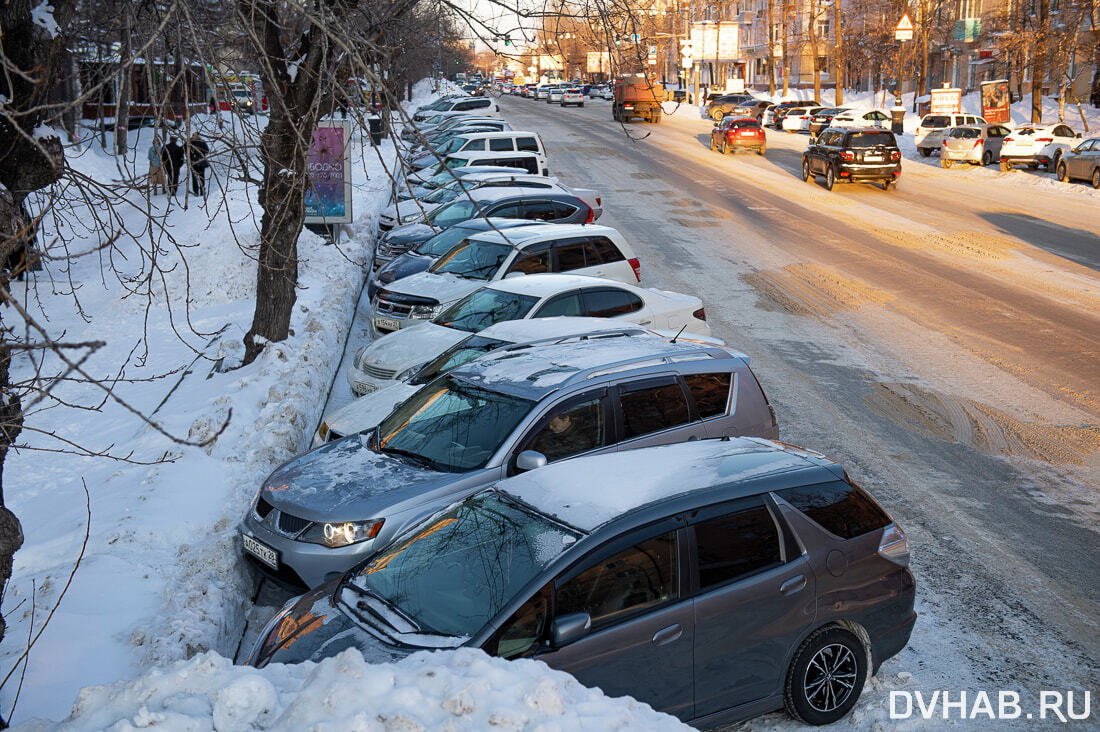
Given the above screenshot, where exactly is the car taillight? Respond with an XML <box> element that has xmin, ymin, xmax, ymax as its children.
<box><xmin>841</xmin><ymin>150</ymin><xmax>854</xmax><ymax>161</ymax></box>
<box><xmin>583</xmin><ymin>204</ymin><xmax>594</xmax><ymax>224</ymax></box>
<box><xmin>595</xmin><ymin>196</ymin><xmax>601</xmax><ymax>208</ymax></box>
<box><xmin>692</xmin><ymin>307</ymin><xmax>706</xmax><ymax>321</ymax></box>
<box><xmin>878</xmin><ymin>524</ymin><xmax>910</xmax><ymax>566</ymax></box>
<box><xmin>628</xmin><ymin>257</ymin><xmax>642</xmax><ymax>282</ymax></box>
<box><xmin>1035</xmin><ymin>137</ymin><xmax>1053</xmax><ymax>143</ymax></box>
<box><xmin>973</xmin><ymin>139</ymin><xmax>983</xmax><ymax>148</ymax></box>
<box><xmin>1004</xmin><ymin>137</ymin><xmax>1014</xmax><ymax>143</ymax></box>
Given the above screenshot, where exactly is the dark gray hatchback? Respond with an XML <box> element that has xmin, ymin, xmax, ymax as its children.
<box><xmin>248</xmin><ymin>438</ymin><xmax>915</xmax><ymax>727</ymax></box>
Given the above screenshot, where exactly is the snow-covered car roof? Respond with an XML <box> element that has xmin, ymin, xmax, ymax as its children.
<box><xmin>485</xmin><ymin>273</ymin><xmax>632</xmax><ymax>298</ymax></box>
<box><xmin>467</xmin><ymin>222</ymin><xmax>616</xmax><ymax>246</ymax></box>
<box><xmin>496</xmin><ymin>438</ymin><xmax>835</xmax><ymax>532</ymax></box>
<box><xmin>475</xmin><ymin>316</ymin><xmax>648</xmax><ymax>342</ymax></box>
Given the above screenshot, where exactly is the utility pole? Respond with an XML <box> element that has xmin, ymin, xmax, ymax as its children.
<box><xmin>1030</xmin><ymin>0</ymin><xmax>1048</xmax><ymax>122</ymax></box>
<box><xmin>767</xmin><ymin>0</ymin><xmax>776</xmax><ymax>95</ymax></box>
<box><xmin>833</xmin><ymin>0</ymin><xmax>842</xmax><ymax>104</ymax></box>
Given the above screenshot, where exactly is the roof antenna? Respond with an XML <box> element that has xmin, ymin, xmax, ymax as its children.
<box><xmin>669</xmin><ymin>324</ymin><xmax>687</xmax><ymax>344</ymax></box>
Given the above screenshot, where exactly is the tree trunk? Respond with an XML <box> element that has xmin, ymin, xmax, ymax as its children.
<box><xmin>833</xmin><ymin>0</ymin><xmax>842</xmax><ymax>104</ymax></box>
<box><xmin>781</xmin><ymin>1</ymin><xmax>790</xmax><ymax>95</ymax></box>
<box><xmin>809</xmin><ymin>0</ymin><xmax>820</xmax><ymax>101</ymax></box>
<box><xmin>767</xmin><ymin>0</ymin><xmax>776</xmax><ymax>96</ymax></box>
<box><xmin>1031</xmin><ymin>0</ymin><xmax>1048</xmax><ymax>123</ymax></box>
<box><xmin>116</xmin><ymin>3</ymin><xmax>132</xmax><ymax>156</ymax></box>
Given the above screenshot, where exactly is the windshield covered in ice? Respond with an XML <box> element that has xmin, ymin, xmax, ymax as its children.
<box><xmin>430</xmin><ymin>240</ymin><xmax>513</xmax><ymax>280</ymax></box>
<box><xmin>344</xmin><ymin>492</ymin><xmax>578</xmax><ymax>638</ymax></box>
<box><xmin>375</xmin><ymin>376</ymin><xmax>533</xmax><ymax>471</ymax></box>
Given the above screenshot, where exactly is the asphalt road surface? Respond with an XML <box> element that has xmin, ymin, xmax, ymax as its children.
<box><xmin>499</xmin><ymin>95</ymin><xmax>1100</xmax><ymax>704</ymax></box>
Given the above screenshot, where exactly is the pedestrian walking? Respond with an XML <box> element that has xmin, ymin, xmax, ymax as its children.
<box><xmin>147</xmin><ymin>135</ymin><xmax>165</xmax><ymax>195</ymax></box>
<box><xmin>160</xmin><ymin>135</ymin><xmax>185</xmax><ymax>197</ymax></box>
<box><xmin>187</xmin><ymin>132</ymin><xmax>210</xmax><ymax>198</ymax></box>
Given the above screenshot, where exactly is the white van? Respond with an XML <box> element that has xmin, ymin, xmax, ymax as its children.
<box><xmin>915</xmin><ymin>113</ymin><xmax>986</xmax><ymax>156</ymax></box>
<box><xmin>448</xmin><ymin>131</ymin><xmax>547</xmax><ymax>159</ymax></box>
<box><xmin>435</xmin><ymin>149</ymin><xmax>548</xmax><ymax>177</ymax></box>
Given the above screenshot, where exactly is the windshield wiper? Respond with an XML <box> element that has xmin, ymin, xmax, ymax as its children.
<box><xmin>339</xmin><ymin>582</ymin><xmax>425</xmax><ymax>635</ymax></box>
<box><xmin>379</xmin><ymin>445</ymin><xmax>443</xmax><ymax>471</ymax></box>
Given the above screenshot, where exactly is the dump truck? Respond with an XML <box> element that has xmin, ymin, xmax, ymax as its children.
<box><xmin>612</xmin><ymin>75</ymin><xmax>666</xmax><ymax>123</ymax></box>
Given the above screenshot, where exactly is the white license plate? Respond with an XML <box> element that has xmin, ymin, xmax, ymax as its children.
<box><xmin>865</xmin><ymin>155</ymin><xmax>884</xmax><ymax>162</ymax></box>
<box><xmin>375</xmin><ymin>316</ymin><xmax>401</xmax><ymax>331</ymax></box>
<box><xmin>354</xmin><ymin>381</ymin><xmax>379</xmax><ymax>396</ymax></box>
<box><xmin>243</xmin><ymin>534</ymin><xmax>278</xmax><ymax>570</ymax></box>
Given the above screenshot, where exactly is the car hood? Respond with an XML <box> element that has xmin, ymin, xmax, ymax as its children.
<box><xmin>394</xmin><ymin>199</ymin><xmax>440</xmax><ymax>224</ymax></box>
<box><xmin>383</xmin><ymin>272</ymin><xmax>480</xmax><ymax>306</ymax></box>
<box><xmin>379</xmin><ymin>252</ymin><xmax>435</xmax><ymax>282</ymax></box>
<box><xmin>324</xmin><ymin>383</ymin><xmax>420</xmax><ymax>438</ymax></box>
<box><xmin>383</xmin><ymin>222</ymin><xmax>437</xmax><ymax>246</ymax></box>
<box><xmin>260</xmin><ymin>433</ymin><xmax>453</xmax><ymax>519</ymax></box>
<box><xmin>359</xmin><ymin>321</ymin><xmax>466</xmax><ymax>373</ymax></box>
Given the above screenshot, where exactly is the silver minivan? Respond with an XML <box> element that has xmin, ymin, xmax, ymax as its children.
<box><xmin>239</xmin><ymin>334</ymin><xmax>779</xmax><ymax>588</ymax></box>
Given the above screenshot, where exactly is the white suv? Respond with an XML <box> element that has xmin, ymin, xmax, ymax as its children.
<box><xmin>915</xmin><ymin>113</ymin><xmax>986</xmax><ymax>156</ymax></box>
<box><xmin>998</xmin><ymin>123</ymin><xmax>1081</xmax><ymax>172</ymax></box>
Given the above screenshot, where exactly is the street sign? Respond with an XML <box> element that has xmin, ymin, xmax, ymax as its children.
<box><xmin>629</xmin><ymin>33</ymin><xmax>641</xmax><ymax>42</ymax></box>
<box><xmin>895</xmin><ymin>13</ymin><xmax>914</xmax><ymax>40</ymax></box>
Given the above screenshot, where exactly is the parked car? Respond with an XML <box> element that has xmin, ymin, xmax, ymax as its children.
<box><xmin>710</xmin><ymin>117</ymin><xmax>767</xmax><ymax>155</ymax></box>
<box><xmin>247</xmin><ymin>437</ymin><xmax>914</xmax><ymax>730</ymax></box>
<box><xmin>803</xmin><ymin>127</ymin><xmax>901</xmax><ymax>191</ymax></box>
<box><xmin>914</xmin><ymin>113</ymin><xmax>986</xmax><ymax>157</ymax></box>
<box><xmin>399</xmin><ymin>165</ymin><xmax>527</xmax><ymax>200</ymax></box>
<box><xmin>561</xmin><ymin>88</ymin><xmax>585</xmax><ymax>107</ymax></box>
<box><xmin>240</xmin><ymin>333</ymin><xmax>772</xmax><ymax>590</ymax></box>
<box><xmin>998</xmin><ymin>123</ymin><xmax>1081</xmax><ymax>172</ymax></box>
<box><xmin>330</xmin><ymin>319</ymin><xmax>657</xmax><ymax>440</ymax></box>
<box><xmin>770</xmin><ymin>100</ymin><xmax>819</xmax><ymax>130</ymax></box>
<box><xmin>706</xmin><ymin>94</ymin><xmax>753</xmax><ymax>121</ymax></box>
<box><xmin>808</xmin><ymin>108</ymin><xmax>851</xmax><ymax>139</ymax></box>
<box><xmin>547</xmin><ymin>87</ymin><xmax>566</xmax><ymax>104</ymax></box>
<box><xmin>412</xmin><ymin>150</ymin><xmax>547</xmax><ymax>186</ymax></box>
<box><xmin>726</xmin><ymin>99</ymin><xmax>771</xmax><ymax>121</ymax></box>
<box><xmin>370</xmin><ymin>223</ymin><xmax>641</xmax><ymax>334</ymax></box>
<box><xmin>1054</xmin><ymin>137</ymin><xmax>1100</xmax><ymax>188</ymax></box>
<box><xmin>412</xmin><ymin>96</ymin><xmax>497</xmax><ymax>122</ymax></box>
<box><xmin>939</xmin><ymin>124</ymin><xmax>1012</xmax><ymax>167</ymax></box>
<box><xmin>782</xmin><ymin>106</ymin><xmax>828</xmax><ymax>133</ymax></box>
<box><xmin>408</xmin><ymin>131</ymin><xmax>548</xmax><ymax>171</ymax></box>
<box><xmin>829</xmin><ymin>109</ymin><xmax>891</xmax><ymax>129</ymax></box>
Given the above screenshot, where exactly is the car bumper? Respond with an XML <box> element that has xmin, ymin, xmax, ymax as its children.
<box><xmin>942</xmin><ymin>149</ymin><xmax>981</xmax><ymax>162</ymax></box>
<box><xmin>1000</xmin><ymin>154</ymin><xmax>1047</xmax><ymax>165</ymax></box>
<box><xmin>239</xmin><ymin>513</ymin><xmax>382</xmax><ymax>590</ymax></box>
<box><xmin>839</xmin><ymin>164</ymin><xmax>901</xmax><ymax>182</ymax></box>
<box><xmin>346</xmin><ymin>363</ymin><xmax>398</xmax><ymax>397</ymax></box>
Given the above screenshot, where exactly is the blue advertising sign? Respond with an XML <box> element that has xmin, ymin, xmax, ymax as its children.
<box><xmin>304</xmin><ymin>120</ymin><xmax>353</xmax><ymax>225</ymax></box>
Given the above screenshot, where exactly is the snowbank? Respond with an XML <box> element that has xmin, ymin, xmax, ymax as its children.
<box><xmin>18</xmin><ymin>648</ymin><xmax>686</xmax><ymax>731</ymax></box>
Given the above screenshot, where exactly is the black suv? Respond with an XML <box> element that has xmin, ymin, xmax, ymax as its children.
<box><xmin>802</xmin><ymin>127</ymin><xmax>901</xmax><ymax>191</ymax></box>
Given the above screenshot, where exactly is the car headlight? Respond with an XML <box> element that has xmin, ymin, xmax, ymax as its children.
<box><xmin>317</xmin><ymin>421</ymin><xmax>330</xmax><ymax>442</ymax></box>
<box><xmin>353</xmin><ymin>346</ymin><xmax>367</xmax><ymax>369</ymax></box>
<box><xmin>409</xmin><ymin>304</ymin><xmax>440</xmax><ymax>319</ymax></box>
<box><xmin>395</xmin><ymin>362</ymin><xmax>425</xmax><ymax>382</ymax></box>
<box><xmin>299</xmin><ymin>519</ymin><xmax>385</xmax><ymax>548</ymax></box>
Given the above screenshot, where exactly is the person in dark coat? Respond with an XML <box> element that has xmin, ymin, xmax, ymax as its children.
<box><xmin>160</xmin><ymin>135</ymin><xmax>185</xmax><ymax>196</ymax></box>
<box><xmin>187</xmin><ymin>132</ymin><xmax>210</xmax><ymax>197</ymax></box>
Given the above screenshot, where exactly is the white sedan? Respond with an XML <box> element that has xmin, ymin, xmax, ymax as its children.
<box><xmin>348</xmin><ymin>273</ymin><xmax>711</xmax><ymax>397</ymax></box>
<box><xmin>830</xmin><ymin>109</ymin><xmax>891</xmax><ymax>129</ymax></box>
<box><xmin>562</xmin><ymin>88</ymin><xmax>585</xmax><ymax>107</ymax></box>
<box><xmin>999</xmin><ymin>123</ymin><xmax>1082</xmax><ymax>171</ymax></box>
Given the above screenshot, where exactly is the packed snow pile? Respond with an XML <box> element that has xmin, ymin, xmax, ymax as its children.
<box><xmin>17</xmin><ymin>648</ymin><xmax>687</xmax><ymax>731</ymax></box>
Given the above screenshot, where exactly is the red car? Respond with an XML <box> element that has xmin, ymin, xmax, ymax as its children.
<box><xmin>710</xmin><ymin>116</ymin><xmax>766</xmax><ymax>155</ymax></box>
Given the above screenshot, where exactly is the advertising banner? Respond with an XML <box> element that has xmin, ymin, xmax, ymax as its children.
<box><xmin>930</xmin><ymin>86</ymin><xmax>962</xmax><ymax>115</ymax></box>
<box><xmin>304</xmin><ymin>120</ymin><xmax>353</xmax><ymax>225</ymax></box>
<box><xmin>690</xmin><ymin>21</ymin><xmax>742</xmax><ymax>61</ymax></box>
<box><xmin>980</xmin><ymin>79</ymin><xmax>1010</xmax><ymax>123</ymax></box>
<box><xmin>586</xmin><ymin>51</ymin><xmax>611</xmax><ymax>73</ymax></box>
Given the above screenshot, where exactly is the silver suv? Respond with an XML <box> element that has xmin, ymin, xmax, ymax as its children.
<box><xmin>248</xmin><ymin>437</ymin><xmax>915</xmax><ymax>728</ymax></box>
<box><xmin>239</xmin><ymin>332</ymin><xmax>779</xmax><ymax>588</ymax></box>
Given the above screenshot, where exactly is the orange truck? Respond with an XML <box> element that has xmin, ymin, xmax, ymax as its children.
<box><xmin>612</xmin><ymin>75</ymin><xmax>667</xmax><ymax>123</ymax></box>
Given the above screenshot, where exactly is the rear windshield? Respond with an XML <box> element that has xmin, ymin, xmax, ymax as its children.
<box><xmin>949</xmin><ymin>127</ymin><xmax>981</xmax><ymax>139</ymax></box>
<box><xmin>776</xmin><ymin>480</ymin><xmax>891</xmax><ymax>539</ymax></box>
<box><xmin>848</xmin><ymin>131</ymin><xmax>895</xmax><ymax>148</ymax></box>
<box><xmin>729</xmin><ymin>119</ymin><xmax>760</xmax><ymax>129</ymax></box>
<box><xmin>1014</xmin><ymin>127</ymin><xmax>1037</xmax><ymax>136</ymax></box>
<box><xmin>922</xmin><ymin>115</ymin><xmax>950</xmax><ymax>128</ymax></box>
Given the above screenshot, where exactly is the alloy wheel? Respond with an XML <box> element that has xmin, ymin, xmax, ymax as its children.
<box><xmin>803</xmin><ymin>643</ymin><xmax>858</xmax><ymax>713</ymax></box>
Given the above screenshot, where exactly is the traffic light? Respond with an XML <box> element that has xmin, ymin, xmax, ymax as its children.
<box><xmin>614</xmin><ymin>38</ymin><xmax>621</xmax><ymax>45</ymax></box>
<box><xmin>504</xmin><ymin>34</ymin><xmax>511</xmax><ymax>46</ymax></box>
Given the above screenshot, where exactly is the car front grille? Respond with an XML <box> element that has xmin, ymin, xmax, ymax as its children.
<box><xmin>255</xmin><ymin>497</ymin><xmax>274</xmax><ymax>519</ymax></box>
<box><xmin>379</xmin><ymin>221</ymin><xmax>394</xmax><ymax>232</ymax></box>
<box><xmin>374</xmin><ymin>297</ymin><xmax>412</xmax><ymax>317</ymax></box>
<box><xmin>278</xmin><ymin>511</ymin><xmax>310</xmax><ymax>535</ymax></box>
<box><xmin>363</xmin><ymin>364</ymin><xmax>398</xmax><ymax>379</ymax></box>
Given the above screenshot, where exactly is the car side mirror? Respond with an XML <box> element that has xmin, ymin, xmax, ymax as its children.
<box><xmin>550</xmin><ymin>612</ymin><xmax>591</xmax><ymax>647</ymax></box>
<box><xmin>504</xmin><ymin>271</ymin><xmax>526</xmax><ymax>279</ymax></box>
<box><xmin>515</xmin><ymin>450</ymin><xmax>547</xmax><ymax>472</ymax></box>
<box><xmin>1076</xmin><ymin>133</ymin><xmax>1082</xmax><ymax>138</ymax></box>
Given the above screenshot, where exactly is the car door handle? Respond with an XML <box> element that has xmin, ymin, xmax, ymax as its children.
<box><xmin>638</xmin><ymin>319</ymin><xmax>652</xmax><ymax>325</ymax></box>
<box><xmin>780</xmin><ymin>575</ymin><xmax>807</xmax><ymax>596</ymax></box>
<box><xmin>651</xmin><ymin>624</ymin><xmax>682</xmax><ymax>647</ymax></box>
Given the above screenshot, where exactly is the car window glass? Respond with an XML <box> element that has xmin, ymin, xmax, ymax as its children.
<box><xmin>554</xmin><ymin>239</ymin><xmax>600</xmax><ymax>271</ymax></box>
<box><xmin>463</xmin><ymin>139</ymin><xmax>486</xmax><ymax>151</ymax></box>
<box><xmin>489</xmin><ymin>138</ymin><xmax>514</xmax><ymax>151</ymax></box>
<box><xmin>619</xmin><ymin>380</ymin><xmax>691</xmax><ymax>439</ymax></box>
<box><xmin>508</xmin><ymin>241</ymin><xmax>552</xmax><ymax>275</ymax></box>
<box><xmin>523</xmin><ymin>396</ymin><xmax>607</xmax><ymax>462</ymax></box>
<box><xmin>590</xmin><ymin>237</ymin><xmax>624</xmax><ymax>263</ymax></box>
<box><xmin>581</xmin><ymin>288</ymin><xmax>643</xmax><ymax>317</ymax></box>
<box><xmin>694</xmin><ymin>503</ymin><xmax>782</xmax><ymax>589</ymax></box>
<box><xmin>776</xmin><ymin>480</ymin><xmax>892</xmax><ymax>539</ymax></box>
<box><xmin>923</xmin><ymin>115</ymin><xmax>949</xmax><ymax>128</ymax></box>
<box><xmin>684</xmin><ymin>373</ymin><xmax>732</xmax><ymax>418</ymax></box>
<box><xmin>488</xmin><ymin>203</ymin><xmax>523</xmax><ymax>218</ymax></box>
<box><xmin>534</xmin><ymin>292</ymin><xmax>583</xmax><ymax>317</ymax></box>
<box><xmin>516</xmin><ymin>137</ymin><xmax>539</xmax><ymax>152</ymax></box>
<box><xmin>849</xmin><ymin>131</ymin><xmax>894</xmax><ymax>147</ymax></box>
<box><xmin>493</xmin><ymin>585</ymin><xmax>550</xmax><ymax>658</ymax></box>
<box><xmin>556</xmin><ymin>531</ymin><xmax>678</xmax><ymax>627</ymax></box>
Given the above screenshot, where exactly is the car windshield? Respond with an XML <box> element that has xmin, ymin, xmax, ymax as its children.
<box><xmin>425</xmin><ymin>198</ymin><xmax>485</xmax><ymax>227</ymax></box>
<box><xmin>344</xmin><ymin>492</ymin><xmax>577</xmax><ymax>638</ymax></box>
<box><xmin>437</xmin><ymin>138</ymin><xmax>465</xmax><ymax>155</ymax></box>
<box><xmin>434</xmin><ymin>287</ymin><xmax>539</xmax><ymax>332</ymax></box>
<box><xmin>849</xmin><ymin>131</ymin><xmax>895</xmax><ymax>147</ymax></box>
<box><xmin>415</xmin><ymin>228</ymin><xmax>477</xmax><ymax>257</ymax></box>
<box><xmin>950</xmin><ymin>127</ymin><xmax>981</xmax><ymax>139</ymax></box>
<box><xmin>430</xmin><ymin>240</ymin><xmax>513</xmax><ymax>280</ymax></box>
<box><xmin>410</xmin><ymin>335</ymin><xmax>508</xmax><ymax>385</ymax></box>
<box><xmin>422</xmin><ymin>184</ymin><xmax>469</xmax><ymax>204</ymax></box>
<box><xmin>923</xmin><ymin>115</ymin><xmax>950</xmax><ymax>128</ymax></box>
<box><xmin>375</xmin><ymin>376</ymin><xmax>533</xmax><ymax>471</ymax></box>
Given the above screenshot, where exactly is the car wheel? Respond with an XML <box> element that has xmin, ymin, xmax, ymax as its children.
<box><xmin>711</xmin><ymin>108</ymin><xmax>724</xmax><ymax>121</ymax></box>
<box><xmin>1049</xmin><ymin>151</ymin><xmax>1062</xmax><ymax>171</ymax></box>
<box><xmin>919</xmin><ymin>147</ymin><xmax>931</xmax><ymax>157</ymax></box>
<box><xmin>722</xmin><ymin>140</ymin><xmax>731</xmax><ymax>155</ymax></box>
<box><xmin>1092</xmin><ymin>168</ymin><xmax>1100</xmax><ymax>189</ymax></box>
<box><xmin>1000</xmin><ymin>160</ymin><xmax>1012</xmax><ymax>173</ymax></box>
<box><xmin>1028</xmin><ymin>162</ymin><xmax>1039</xmax><ymax>169</ymax></box>
<box><xmin>578</xmin><ymin>103</ymin><xmax>583</xmax><ymax>108</ymax></box>
<box><xmin>710</xmin><ymin>135</ymin><xmax>718</xmax><ymax>152</ymax></box>
<box><xmin>784</xmin><ymin>626</ymin><xmax>868</xmax><ymax>725</ymax></box>
<box><xmin>883</xmin><ymin>179</ymin><xmax>894</xmax><ymax>191</ymax></box>
<box><xmin>941</xmin><ymin>157</ymin><xmax>953</xmax><ymax>169</ymax></box>
<box><xmin>1056</xmin><ymin>161</ymin><xmax>1068</xmax><ymax>182</ymax></box>
<box><xmin>982</xmin><ymin>150</ymin><xmax>993</xmax><ymax>166</ymax></box>
<box><xmin>824</xmin><ymin>165</ymin><xmax>836</xmax><ymax>190</ymax></box>
<box><xmin>802</xmin><ymin>158</ymin><xmax>813</xmax><ymax>182</ymax></box>
<box><xmin>758</xmin><ymin>144</ymin><xmax>766</xmax><ymax>156</ymax></box>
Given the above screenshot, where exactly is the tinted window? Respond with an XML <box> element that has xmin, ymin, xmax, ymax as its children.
<box><xmin>557</xmin><ymin>531</ymin><xmax>678</xmax><ymax>626</ymax></box>
<box><xmin>849</xmin><ymin>131</ymin><xmax>895</xmax><ymax>147</ymax></box>
<box><xmin>516</xmin><ymin>137</ymin><xmax>539</xmax><ymax>152</ymax></box>
<box><xmin>493</xmin><ymin>585</ymin><xmax>550</xmax><ymax>658</ymax></box>
<box><xmin>487</xmin><ymin>203</ymin><xmax>523</xmax><ymax>218</ymax></box>
<box><xmin>508</xmin><ymin>242</ymin><xmax>551</xmax><ymax>275</ymax></box>
<box><xmin>524</xmin><ymin>201</ymin><xmax>577</xmax><ymax>221</ymax></box>
<box><xmin>581</xmin><ymin>288</ymin><xmax>643</xmax><ymax>317</ymax></box>
<box><xmin>534</xmin><ymin>292</ymin><xmax>582</xmax><ymax>317</ymax></box>
<box><xmin>730</xmin><ymin>119</ymin><xmax>760</xmax><ymax>129</ymax></box>
<box><xmin>950</xmin><ymin>127</ymin><xmax>980</xmax><ymax>139</ymax></box>
<box><xmin>922</xmin><ymin>115</ymin><xmax>950</xmax><ymax>128</ymax></box>
<box><xmin>1055</xmin><ymin>126</ymin><xmax>1073</xmax><ymax>138</ymax></box>
<box><xmin>684</xmin><ymin>373</ymin><xmax>732</xmax><ymax>419</ymax></box>
<box><xmin>489</xmin><ymin>138</ymin><xmax>514</xmax><ymax>151</ymax></box>
<box><xmin>554</xmin><ymin>239</ymin><xmax>600</xmax><ymax>271</ymax></box>
<box><xmin>820</xmin><ymin>130</ymin><xmax>841</xmax><ymax>146</ymax></box>
<box><xmin>694</xmin><ymin>503</ymin><xmax>782</xmax><ymax>589</ymax></box>
<box><xmin>523</xmin><ymin>396</ymin><xmax>607</xmax><ymax>461</ymax></box>
<box><xmin>590</xmin><ymin>237</ymin><xmax>624</xmax><ymax>263</ymax></box>
<box><xmin>619</xmin><ymin>380</ymin><xmax>691</xmax><ymax>439</ymax></box>
<box><xmin>776</xmin><ymin>480</ymin><xmax>891</xmax><ymax>539</ymax></box>
<box><xmin>461</xmin><ymin>139</ymin><xmax>486</xmax><ymax>151</ymax></box>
